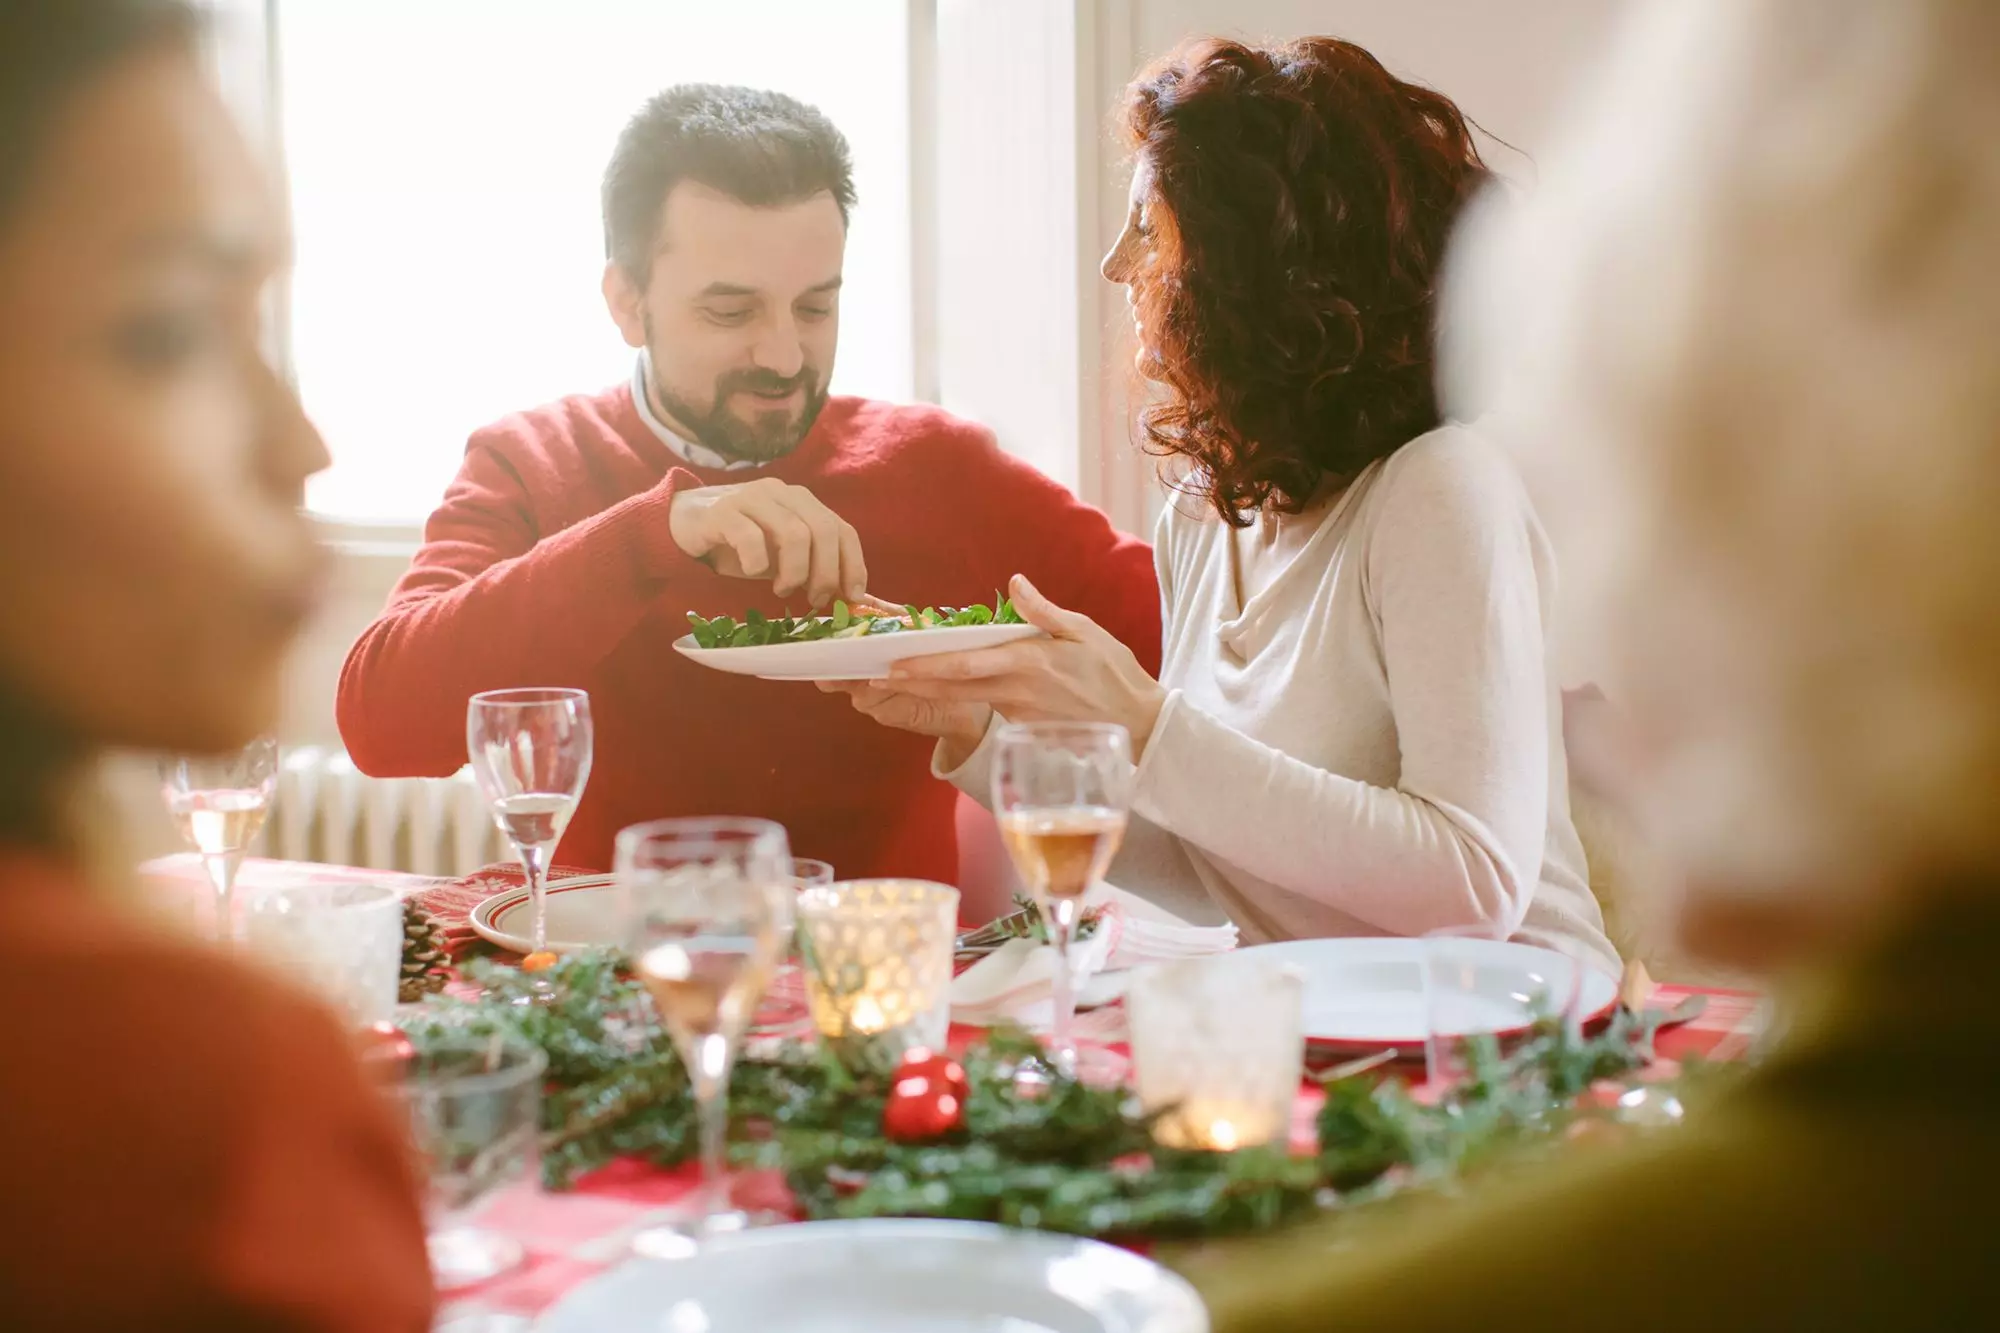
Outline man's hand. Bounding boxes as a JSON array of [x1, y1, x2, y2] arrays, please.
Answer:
[[669, 476, 867, 607]]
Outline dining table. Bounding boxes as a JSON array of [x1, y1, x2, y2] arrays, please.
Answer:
[[142, 853, 1767, 1326]]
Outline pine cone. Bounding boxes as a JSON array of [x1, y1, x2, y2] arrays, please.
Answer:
[[400, 902, 453, 1004]]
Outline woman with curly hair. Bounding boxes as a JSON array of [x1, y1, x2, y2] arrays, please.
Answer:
[[834, 36, 1614, 968]]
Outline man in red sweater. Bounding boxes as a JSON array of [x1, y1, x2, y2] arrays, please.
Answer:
[[337, 85, 1158, 884]]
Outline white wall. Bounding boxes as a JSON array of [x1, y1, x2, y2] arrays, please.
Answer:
[[1132, 1, 1624, 178], [1101, 0, 1628, 532]]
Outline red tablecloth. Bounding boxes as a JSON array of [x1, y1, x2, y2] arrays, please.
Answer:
[[139, 855, 1765, 1322]]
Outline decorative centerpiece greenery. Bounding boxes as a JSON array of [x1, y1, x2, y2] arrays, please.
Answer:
[[401, 950, 1702, 1241]]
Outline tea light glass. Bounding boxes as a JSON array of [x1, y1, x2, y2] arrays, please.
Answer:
[[790, 858, 835, 890], [1127, 957, 1305, 1151], [796, 879, 959, 1054], [243, 882, 403, 1027]]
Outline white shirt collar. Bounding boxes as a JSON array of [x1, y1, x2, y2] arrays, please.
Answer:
[[632, 356, 763, 472]]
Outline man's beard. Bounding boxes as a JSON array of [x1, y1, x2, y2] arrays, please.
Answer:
[[650, 359, 829, 465]]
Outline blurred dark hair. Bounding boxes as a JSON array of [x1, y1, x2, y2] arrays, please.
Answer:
[[603, 83, 856, 285], [0, 0, 202, 852], [1121, 37, 1491, 520], [0, 0, 203, 222]]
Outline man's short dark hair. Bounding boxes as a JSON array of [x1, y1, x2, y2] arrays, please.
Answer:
[[602, 83, 856, 285]]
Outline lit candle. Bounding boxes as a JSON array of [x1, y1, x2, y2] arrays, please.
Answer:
[[1156, 1099, 1283, 1152], [1127, 958, 1306, 1154], [796, 880, 960, 1053], [848, 993, 888, 1035]]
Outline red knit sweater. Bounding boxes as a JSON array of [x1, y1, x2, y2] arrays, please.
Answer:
[[337, 385, 1160, 882]]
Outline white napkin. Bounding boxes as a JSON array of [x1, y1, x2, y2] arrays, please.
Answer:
[[951, 883, 1238, 1031]]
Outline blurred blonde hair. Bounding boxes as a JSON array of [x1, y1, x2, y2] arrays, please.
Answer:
[[1446, 0, 2000, 903]]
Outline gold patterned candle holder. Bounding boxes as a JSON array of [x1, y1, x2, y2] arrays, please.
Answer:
[[1126, 957, 1305, 1151], [796, 879, 959, 1057]]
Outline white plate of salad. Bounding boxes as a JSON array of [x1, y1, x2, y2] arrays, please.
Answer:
[[674, 598, 1042, 681]]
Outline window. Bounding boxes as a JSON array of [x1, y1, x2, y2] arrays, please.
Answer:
[[277, 0, 914, 521]]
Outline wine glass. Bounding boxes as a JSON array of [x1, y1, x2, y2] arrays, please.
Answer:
[[159, 735, 279, 943], [1422, 925, 1596, 1087], [615, 817, 792, 1251], [747, 858, 835, 1038], [466, 688, 593, 958], [991, 722, 1134, 1080], [402, 1032, 545, 1290]]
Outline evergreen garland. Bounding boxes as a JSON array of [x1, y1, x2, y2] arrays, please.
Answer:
[[403, 950, 1702, 1240]]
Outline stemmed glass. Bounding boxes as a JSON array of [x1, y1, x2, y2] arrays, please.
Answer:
[[615, 817, 793, 1251], [748, 858, 835, 1037], [159, 735, 279, 943], [1423, 924, 1594, 1087], [467, 688, 593, 958], [992, 722, 1134, 1080]]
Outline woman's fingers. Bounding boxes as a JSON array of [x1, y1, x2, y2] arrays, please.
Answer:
[[893, 641, 1041, 683], [1008, 574, 1094, 637]]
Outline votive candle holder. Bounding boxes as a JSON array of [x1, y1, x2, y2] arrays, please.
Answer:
[[1126, 957, 1305, 1151], [796, 879, 959, 1055]]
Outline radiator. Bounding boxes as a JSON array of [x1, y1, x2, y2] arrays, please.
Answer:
[[265, 746, 505, 876]]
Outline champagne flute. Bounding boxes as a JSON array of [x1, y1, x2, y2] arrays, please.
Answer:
[[466, 688, 593, 959], [615, 817, 792, 1251], [992, 722, 1133, 1080], [159, 736, 279, 942]]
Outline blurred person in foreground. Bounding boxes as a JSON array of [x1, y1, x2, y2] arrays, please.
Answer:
[[838, 38, 1615, 969], [335, 84, 1157, 883], [0, 1, 432, 1326], [1194, 0, 2000, 1328]]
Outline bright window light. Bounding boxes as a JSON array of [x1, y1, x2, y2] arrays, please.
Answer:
[[279, 0, 913, 521]]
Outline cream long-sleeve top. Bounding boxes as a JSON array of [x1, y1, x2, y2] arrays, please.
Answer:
[[942, 424, 1616, 974]]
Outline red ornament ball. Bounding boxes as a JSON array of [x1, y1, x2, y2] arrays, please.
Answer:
[[357, 1021, 415, 1070], [895, 1047, 970, 1098], [882, 1050, 967, 1142]]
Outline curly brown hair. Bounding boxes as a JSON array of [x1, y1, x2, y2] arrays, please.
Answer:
[[1120, 37, 1491, 520]]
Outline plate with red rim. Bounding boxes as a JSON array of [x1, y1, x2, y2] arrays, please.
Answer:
[[469, 874, 619, 954], [673, 623, 1043, 682], [1221, 936, 1620, 1057]]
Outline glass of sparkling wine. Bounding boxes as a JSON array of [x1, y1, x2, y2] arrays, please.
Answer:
[[466, 688, 593, 958], [992, 722, 1133, 1079], [615, 817, 792, 1253], [159, 735, 279, 943]]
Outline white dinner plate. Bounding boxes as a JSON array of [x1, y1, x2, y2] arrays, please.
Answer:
[[674, 623, 1043, 682], [534, 1219, 1208, 1333], [469, 874, 618, 954], [1222, 937, 1620, 1056]]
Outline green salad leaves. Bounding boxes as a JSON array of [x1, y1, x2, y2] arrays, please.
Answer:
[[686, 598, 1025, 650]]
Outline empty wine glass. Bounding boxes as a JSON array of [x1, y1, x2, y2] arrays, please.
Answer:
[[992, 722, 1133, 1080], [1423, 925, 1596, 1087], [747, 858, 835, 1039], [615, 817, 792, 1251], [159, 735, 279, 943], [403, 1033, 545, 1290], [467, 688, 593, 958]]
